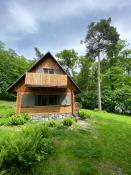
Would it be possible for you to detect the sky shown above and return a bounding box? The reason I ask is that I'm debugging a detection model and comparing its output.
[0,0,131,59]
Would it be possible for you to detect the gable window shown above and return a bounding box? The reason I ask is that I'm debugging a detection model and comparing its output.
[43,68,54,74]
[49,69,54,74]
[43,68,61,74]
[43,68,48,74]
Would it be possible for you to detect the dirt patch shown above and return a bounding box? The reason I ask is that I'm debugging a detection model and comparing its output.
[98,162,127,175]
[77,119,99,139]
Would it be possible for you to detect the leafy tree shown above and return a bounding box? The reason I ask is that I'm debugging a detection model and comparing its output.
[103,87,131,114]
[0,41,34,100]
[83,18,119,110]
[55,49,78,75]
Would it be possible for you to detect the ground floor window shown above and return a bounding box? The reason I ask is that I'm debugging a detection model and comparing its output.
[35,95,60,106]
[21,94,71,107]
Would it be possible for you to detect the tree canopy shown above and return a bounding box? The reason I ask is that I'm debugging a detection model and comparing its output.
[0,42,34,100]
[55,49,78,75]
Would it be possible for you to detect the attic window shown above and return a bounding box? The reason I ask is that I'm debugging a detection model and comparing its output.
[43,68,48,74]
[49,69,54,74]
[43,68,60,74]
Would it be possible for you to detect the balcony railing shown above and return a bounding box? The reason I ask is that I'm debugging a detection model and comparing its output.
[25,73,67,87]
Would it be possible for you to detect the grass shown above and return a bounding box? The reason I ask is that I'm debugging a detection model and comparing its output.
[79,110,131,174]
[35,128,101,175]
[0,101,131,174]
[0,100,15,117]
[37,110,131,175]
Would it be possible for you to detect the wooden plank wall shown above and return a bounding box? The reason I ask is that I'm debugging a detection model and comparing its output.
[21,105,72,115]
[25,73,67,87]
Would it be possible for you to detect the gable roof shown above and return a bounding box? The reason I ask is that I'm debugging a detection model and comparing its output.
[7,52,80,93]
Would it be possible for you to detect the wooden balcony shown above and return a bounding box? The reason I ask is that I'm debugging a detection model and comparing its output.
[25,73,67,88]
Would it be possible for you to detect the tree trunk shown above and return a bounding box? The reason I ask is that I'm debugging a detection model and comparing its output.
[97,52,102,111]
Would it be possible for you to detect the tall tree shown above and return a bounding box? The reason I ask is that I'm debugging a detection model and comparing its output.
[55,49,78,75]
[83,18,119,110]
[34,47,44,60]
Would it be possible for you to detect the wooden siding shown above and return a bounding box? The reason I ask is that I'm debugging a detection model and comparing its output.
[21,105,72,115]
[25,73,67,87]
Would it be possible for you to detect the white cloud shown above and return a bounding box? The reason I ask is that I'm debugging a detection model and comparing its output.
[0,0,131,58]
[113,18,131,45]
[7,2,39,34]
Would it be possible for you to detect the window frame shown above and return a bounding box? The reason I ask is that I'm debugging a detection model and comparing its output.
[35,95,61,106]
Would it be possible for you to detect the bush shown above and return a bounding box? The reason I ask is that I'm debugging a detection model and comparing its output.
[5,112,15,118]
[48,119,57,127]
[62,117,74,126]
[0,124,54,175]
[79,110,86,119]
[9,113,30,125]
[79,109,91,119]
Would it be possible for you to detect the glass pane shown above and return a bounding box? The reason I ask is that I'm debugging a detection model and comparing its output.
[43,68,48,74]
[49,69,54,74]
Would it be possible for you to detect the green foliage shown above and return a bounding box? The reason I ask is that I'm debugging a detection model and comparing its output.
[78,110,86,119]
[62,117,74,126]
[106,88,131,114]
[82,17,120,111]
[0,41,34,100]
[84,17,119,58]
[77,91,97,110]
[0,124,53,175]
[0,113,30,126]
[56,49,78,75]
[79,109,92,119]
[48,119,57,127]
[76,36,131,114]
[9,113,31,125]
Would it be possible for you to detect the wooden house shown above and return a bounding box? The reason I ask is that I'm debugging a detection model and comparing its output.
[7,52,80,117]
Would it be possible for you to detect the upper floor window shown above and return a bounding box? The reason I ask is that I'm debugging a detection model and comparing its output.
[43,68,61,74]
[43,68,54,74]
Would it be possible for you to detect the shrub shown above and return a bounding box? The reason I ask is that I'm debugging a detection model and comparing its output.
[79,110,86,119]
[79,109,91,119]
[0,124,54,175]
[62,117,74,126]
[5,112,15,118]
[9,113,30,125]
[48,119,56,127]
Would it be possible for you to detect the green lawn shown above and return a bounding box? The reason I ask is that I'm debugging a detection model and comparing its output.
[0,100,15,117]
[0,101,131,174]
[35,110,131,175]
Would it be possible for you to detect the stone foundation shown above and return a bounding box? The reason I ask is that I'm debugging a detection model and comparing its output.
[32,113,73,121]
